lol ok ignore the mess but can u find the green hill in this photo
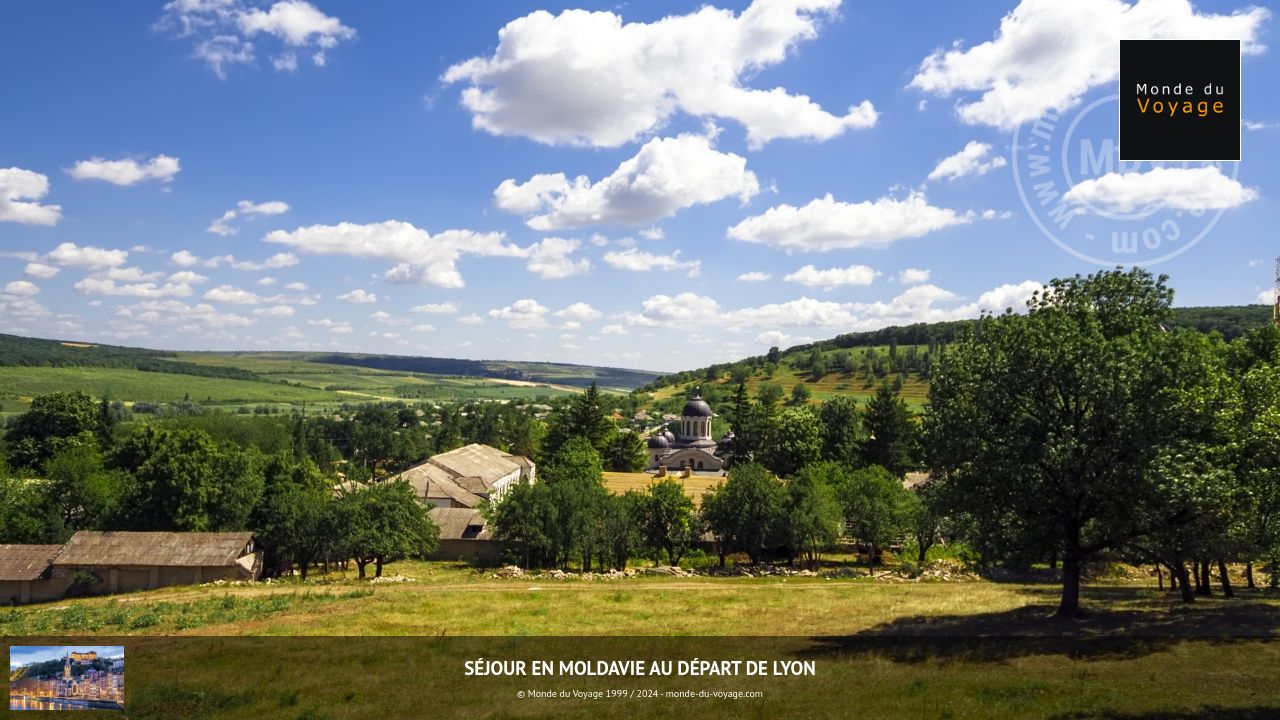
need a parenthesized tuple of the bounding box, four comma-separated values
(638, 305, 1274, 417)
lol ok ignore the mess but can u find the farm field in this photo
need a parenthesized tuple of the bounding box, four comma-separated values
(603, 471, 722, 505)
(5, 561, 1280, 719)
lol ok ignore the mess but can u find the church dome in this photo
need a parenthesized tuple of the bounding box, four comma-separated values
(647, 434, 670, 449)
(661, 429, 676, 443)
(682, 395, 712, 418)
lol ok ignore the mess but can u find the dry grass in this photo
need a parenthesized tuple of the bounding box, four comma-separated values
(602, 472, 722, 505)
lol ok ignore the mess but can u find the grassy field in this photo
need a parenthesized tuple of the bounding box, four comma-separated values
(6, 562, 1280, 719)
(603, 472, 722, 505)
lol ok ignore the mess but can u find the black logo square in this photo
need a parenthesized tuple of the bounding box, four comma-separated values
(1119, 39, 1240, 161)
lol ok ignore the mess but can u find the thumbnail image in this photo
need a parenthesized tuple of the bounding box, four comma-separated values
(8, 646, 124, 711)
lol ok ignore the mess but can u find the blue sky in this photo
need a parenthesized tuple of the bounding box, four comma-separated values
(1, 0, 1276, 372)
(9, 646, 124, 670)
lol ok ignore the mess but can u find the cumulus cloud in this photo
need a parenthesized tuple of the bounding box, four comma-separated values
(0, 168, 62, 225)
(253, 304, 295, 318)
(524, 237, 590, 279)
(208, 199, 290, 235)
(1062, 166, 1258, 213)
(116, 300, 255, 328)
(601, 324, 629, 335)
(442, 0, 876, 148)
(488, 298, 550, 329)
(170, 250, 298, 271)
(602, 247, 701, 277)
(3, 281, 39, 297)
(337, 289, 378, 304)
(309, 317, 352, 333)
(927, 141, 1007, 182)
(23, 262, 60, 279)
(1257, 289, 1276, 304)
(495, 132, 759, 230)
(46, 243, 128, 269)
(75, 276, 196, 298)
(412, 302, 458, 314)
(68, 155, 181, 185)
(457, 314, 485, 325)
(156, 0, 355, 78)
(554, 302, 602, 322)
(728, 192, 974, 252)
(908, 0, 1270, 129)
(783, 264, 879, 290)
(628, 292, 721, 327)
(737, 271, 771, 282)
(264, 220, 523, 288)
(203, 284, 264, 304)
(898, 268, 931, 285)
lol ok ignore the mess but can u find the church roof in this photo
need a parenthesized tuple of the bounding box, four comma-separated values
(682, 395, 712, 418)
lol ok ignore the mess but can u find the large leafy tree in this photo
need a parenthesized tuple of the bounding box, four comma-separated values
(836, 465, 914, 565)
(41, 444, 131, 533)
(638, 478, 700, 565)
(926, 268, 1220, 616)
(332, 479, 439, 578)
(700, 463, 785, 564)
(603, 430, 647, 472)
(5, 391, 103, 470)
(764, 407, 821, 478)
(783, 463, 844, 565)
(543, 382, 616, 461)
(251, 453, 333, 578)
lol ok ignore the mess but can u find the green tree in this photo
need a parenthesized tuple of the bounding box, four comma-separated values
(818, 396, 864, 466)
(41, 443, 130, 532)
(783, 463, 845, 565)
(541, 437, 610, 568)
(836, 465, 913, 566)
(486, 479, 556, 569)
(603, 430, 647, 472)
(763, 407, 821, 478)
(251, 453, 332, 578)
(332, 479, 439, 578)
(788, 383, 811, 406)
(926, 268, 1222, 616)
(862, 383, 917, 478)
(700, 463, 784, 564)
(5, 391, 103, 470)
(639, 478, 699, 565)
(543, 382, 615, 461)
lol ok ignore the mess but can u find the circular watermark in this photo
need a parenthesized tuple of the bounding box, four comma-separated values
(1012, 94, 1237, 266)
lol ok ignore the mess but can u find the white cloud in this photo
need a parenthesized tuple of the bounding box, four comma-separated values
(203, 284, 264, 304)
(23, 262, 60, 279)
(337, 289, 378, 304)
(457, 314, 485, 325)
(601, 324, 629, 335)
(960, 280, 1043, 315)
(728, 192, 974, 252)
(119, 300, 256, 328)
(602, 247, 701, 277)
(264, 220, 523, 288)
(554, 302, 602, 322)
(157, 0, 355, 77)
(927, 141, 1007, 182)
(524, 237, 590, 279)
(68, 155, 180, 185)
(495, 132, 759, 230)
(253, 304, 295, 318)
(488, 298, 550, 329)
(631, 292, 720, 326)
(0, 168, 61, 225)
(168, 270, 209, 285)
(908, 0, 1270, 129)
(412, 302, 458, 314)
(95, 266, 164, 282)
(899, 268, 931, 285)
(46, 242, 128, 269)
(736, 271, 771, 282)
(755, 330, 812, 347)
(1062, 166, 1258, 213)
(639, 227, 665, 241)
(783, 264, 879, 290)
(257, 276, 277, 286)
(284, 281, 308, 291)
(442, 0, 876, 148)
(3, 281, 39, 297)
(75, 277, 195, 298)
(1257, 289, 1276, 304)
(411, 323, 436, 332)
(208, 198, 290, 235)
(309, 317, 352, 333)
(1243, 119, 1278, 132)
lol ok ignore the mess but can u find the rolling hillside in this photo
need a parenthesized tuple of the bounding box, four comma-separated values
(637, 304, 1274, 416)
(0, 334, 661, 415)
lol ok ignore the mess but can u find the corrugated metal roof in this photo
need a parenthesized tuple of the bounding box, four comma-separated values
(0, 544, 63, 581)
(427, 443, 522, 488)
(428, 507, 492, 541)
(54, 531, 254, 568)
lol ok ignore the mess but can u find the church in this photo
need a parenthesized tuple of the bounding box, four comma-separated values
(645, 393, 733, 473)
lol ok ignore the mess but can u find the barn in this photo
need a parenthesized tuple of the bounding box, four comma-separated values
(0, 544, 65, 604)
(428, 507, 500, 563)
(52, 531, 261, 593)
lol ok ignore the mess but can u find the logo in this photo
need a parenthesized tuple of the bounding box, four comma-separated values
(1119, 39, 1240, 161)
(1013, 94, 1238, 266)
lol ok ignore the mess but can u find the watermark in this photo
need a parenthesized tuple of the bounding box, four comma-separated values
(1012, 94, 1237, 266)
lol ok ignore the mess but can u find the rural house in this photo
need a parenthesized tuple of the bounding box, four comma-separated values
(0, 544, 65, 604)
(394, 443, 535, 508)
(52, 531, 261, 593)
(428, 506, 499, 562)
